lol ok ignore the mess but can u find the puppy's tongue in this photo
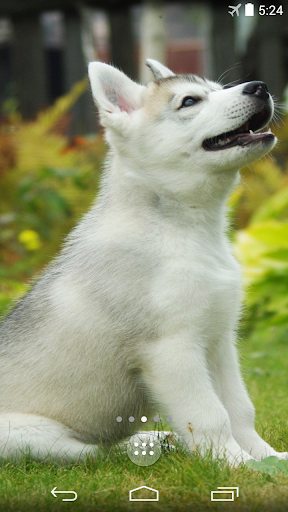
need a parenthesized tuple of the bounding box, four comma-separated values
(211, 130, 274, 150)
(232, 131, 274, 147)
(203, 124, 275, 151)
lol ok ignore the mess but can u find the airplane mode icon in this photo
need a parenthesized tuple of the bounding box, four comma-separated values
(228, 3, 241, 16)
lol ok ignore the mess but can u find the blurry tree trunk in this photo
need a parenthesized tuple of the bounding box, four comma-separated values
(11, 13, 47, 119)
(242, 15, 285, 100)
(257, 16, 284, 100)
(210, 5, 238, 84)
(80, 6, 98, 63)
(63, 9, 96, 135)
(201, 4, 213, 78)
(107, 6, 137, 80)
(140, 0, 166, 84)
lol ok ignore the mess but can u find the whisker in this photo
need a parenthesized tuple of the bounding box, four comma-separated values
(216, 63, 242, 85)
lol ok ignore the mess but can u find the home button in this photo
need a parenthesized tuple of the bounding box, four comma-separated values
(129, 485, 159, 501)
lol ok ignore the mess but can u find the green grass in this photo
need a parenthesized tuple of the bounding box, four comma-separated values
(0, 300, 288, 511)
(1, 444, 288, 512)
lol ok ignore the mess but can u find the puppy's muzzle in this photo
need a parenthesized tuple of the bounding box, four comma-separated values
(203, 80, 275, 151)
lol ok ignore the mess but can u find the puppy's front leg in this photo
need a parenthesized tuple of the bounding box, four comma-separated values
(140, 334, 253, 465)
(214, 336, 288, 461)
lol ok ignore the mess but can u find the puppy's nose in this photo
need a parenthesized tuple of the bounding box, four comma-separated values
(242, 81, 269, 100)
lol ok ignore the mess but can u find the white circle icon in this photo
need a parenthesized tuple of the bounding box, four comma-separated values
(127, 433, 162, 467)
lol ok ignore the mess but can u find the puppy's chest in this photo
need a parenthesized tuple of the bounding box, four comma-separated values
(150, 230, 242, 333)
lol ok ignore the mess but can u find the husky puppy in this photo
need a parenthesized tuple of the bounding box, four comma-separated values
(0, 60, 287, 465)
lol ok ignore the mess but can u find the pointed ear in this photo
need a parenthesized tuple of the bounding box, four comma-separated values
(146, 59, 175, 80)
(88, 62, 145, 118)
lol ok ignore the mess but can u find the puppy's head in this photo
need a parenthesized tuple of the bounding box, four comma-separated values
(88, 60, 276, 201)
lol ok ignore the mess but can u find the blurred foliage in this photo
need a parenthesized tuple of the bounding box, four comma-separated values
(232, 118, 288, 330)
(0, 79, 106, 308)
(247, 456, 288, 475)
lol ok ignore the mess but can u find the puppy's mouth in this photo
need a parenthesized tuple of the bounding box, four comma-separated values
(203, 107, 275, 151)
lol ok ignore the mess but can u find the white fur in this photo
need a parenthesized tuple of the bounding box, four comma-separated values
(0, 60, 287, 466)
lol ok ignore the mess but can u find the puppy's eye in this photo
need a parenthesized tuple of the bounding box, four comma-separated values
(180, 96, 200, 108)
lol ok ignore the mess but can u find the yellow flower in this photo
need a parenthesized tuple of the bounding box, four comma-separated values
(18, 230, 42, 251)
